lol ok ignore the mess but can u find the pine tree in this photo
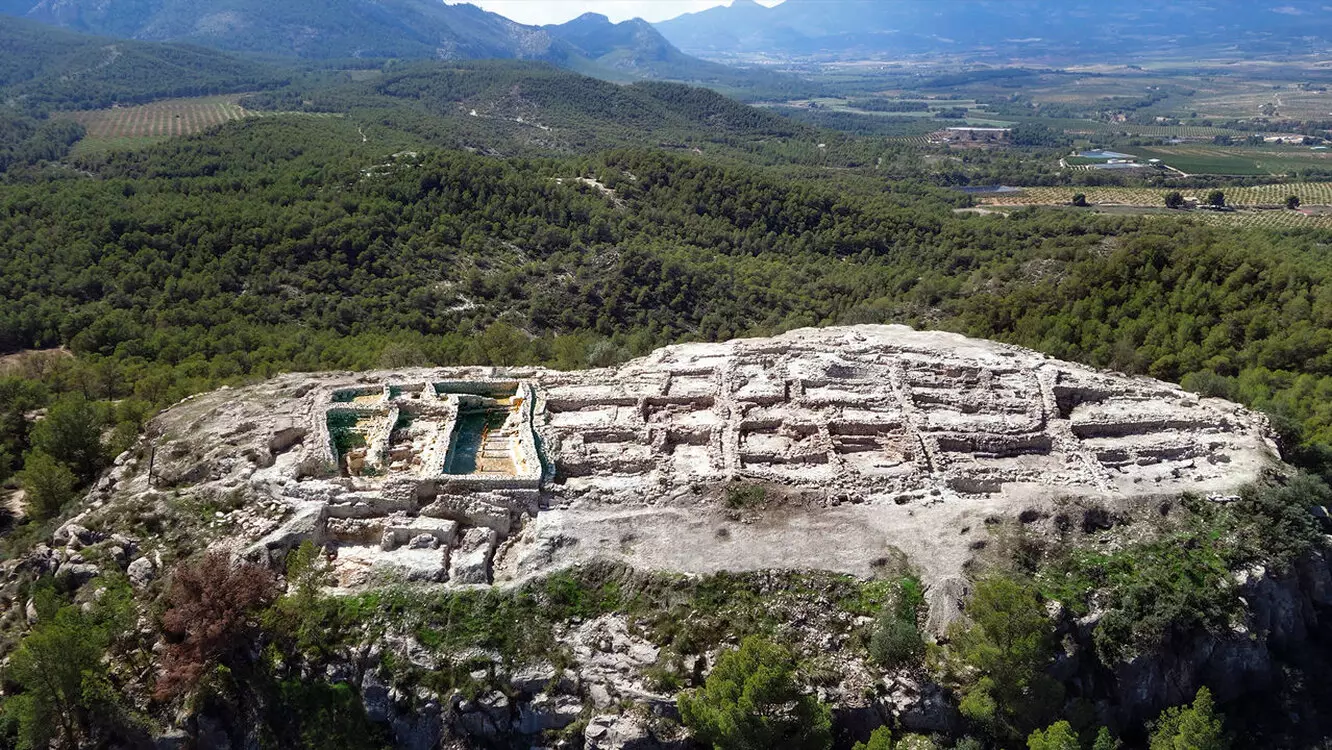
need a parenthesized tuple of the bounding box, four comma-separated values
(1027, 720, 1080, 750)
(1148, 687, 1229, 750)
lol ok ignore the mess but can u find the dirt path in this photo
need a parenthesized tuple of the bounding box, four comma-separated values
(0, 348, 73, 376)
(497, 494, 1035, 604)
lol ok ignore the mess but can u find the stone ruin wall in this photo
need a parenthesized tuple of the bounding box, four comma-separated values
(251, 378, 547, 587)
(533, 334, 1275, 506)
(235, 326, 1278, 590)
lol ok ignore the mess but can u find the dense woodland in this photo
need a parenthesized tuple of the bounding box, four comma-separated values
(4, 113, 1332, 482)
(4, 31, 1332, 749)
(0, 17, 287, 115)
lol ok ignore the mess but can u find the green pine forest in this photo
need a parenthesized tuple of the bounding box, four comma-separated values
(4, 106, 1332, 486)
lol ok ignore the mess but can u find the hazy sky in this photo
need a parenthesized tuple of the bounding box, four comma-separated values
(456, 0, 784, 26)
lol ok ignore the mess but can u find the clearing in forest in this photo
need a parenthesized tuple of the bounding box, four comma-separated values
(61, 95, 254, 154)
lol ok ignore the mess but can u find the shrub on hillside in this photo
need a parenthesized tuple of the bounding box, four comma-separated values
(156, 550, 278, 700)
(869, 576, 925, 669)
(678, 636, 831, 750)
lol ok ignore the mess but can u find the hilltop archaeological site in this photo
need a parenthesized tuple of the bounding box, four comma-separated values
(76, 325, 1278, 604)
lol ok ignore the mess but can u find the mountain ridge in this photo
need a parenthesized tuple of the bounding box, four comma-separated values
(655, 0, 1332, 60)
(0, 0, 797, 90)
(543, 11, 792, 87)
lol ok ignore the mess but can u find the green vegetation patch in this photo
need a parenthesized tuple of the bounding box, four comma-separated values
(1128, 146, 1270, 175)
(268, 562, 913, 691)
(69, 135, 172, 157)
(1121, 145, 1332, 176)
(1033, 476, 1329, 662)
(326, 412, 366, 465)
(266, 680, 392, 749)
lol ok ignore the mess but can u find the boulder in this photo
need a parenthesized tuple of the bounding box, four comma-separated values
(925, 576, 968, 636)
(53, 523, 97, 548)
(55, 561, 100, 587)
(586, 713, 671, 750)
(516, 694, 583, 735)
(360, 670, 393, 723)
(21, 544, 59, 576)
(153, 729, 190, 750)
(884, 677, 961, 735)
(510, 661, 574, 695)
(449, 527, 497, 584)
(408, 533, 439, 550)
(127, 556, 157, 588)
(480, 690, 511, 725)
(392, 699, 442, 750)
(457, 711, 500, 744)
(588, 681, 614, 709)
(248, 504, 327, 564)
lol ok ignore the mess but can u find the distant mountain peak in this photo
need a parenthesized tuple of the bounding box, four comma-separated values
(545, 11, 682, 66)
(567, 12, 612, 24)
(1, 0, 756, 85)
(2, 0, 794, 92)
(555, 13, 655, 31)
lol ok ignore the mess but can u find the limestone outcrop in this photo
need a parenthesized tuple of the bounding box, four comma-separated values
(87, 325, 1278, 597)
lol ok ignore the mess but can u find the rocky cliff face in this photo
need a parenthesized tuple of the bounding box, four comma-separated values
(1089, 550, 1332, 729)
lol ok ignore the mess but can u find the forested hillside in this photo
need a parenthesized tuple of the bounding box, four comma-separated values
(4, 0, 571, 59)
(0, 17, 285, 114)
(238, 61, 818, 158)
(0, 112, 83, 172)
(2, 114, 1332, 491)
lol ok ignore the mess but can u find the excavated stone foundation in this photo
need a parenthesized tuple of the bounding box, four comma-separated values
(122, 326, 1278, 596)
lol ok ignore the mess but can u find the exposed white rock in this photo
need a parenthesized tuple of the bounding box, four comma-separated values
(449, 527, 497, 584)
(127, 556, 156, 588)
(508, 661, 573, 695)
(96, 325, 1276, 600)
(585, 713, 658, 749)
(514, 693, 583, 735)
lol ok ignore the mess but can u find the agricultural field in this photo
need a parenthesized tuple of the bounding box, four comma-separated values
(1122, 145, 1332, 176)
(1184, 208, 1332, 230)
(884, 135, 933, 145)
(62, 95, 254, 154)
(968, 200, 1332, 230)
(768, 97, 1014, 126)
(1106, 124, 1253, 139)
(974, 182, 1332, 228)
(1188, 86, 1332, 120)
(1125, 146, 1272, 176)
(978, 183, 1332, 206)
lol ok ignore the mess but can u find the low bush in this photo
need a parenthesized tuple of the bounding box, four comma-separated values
(157, 550, 278, 699)
(869, 576, 925, 669)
